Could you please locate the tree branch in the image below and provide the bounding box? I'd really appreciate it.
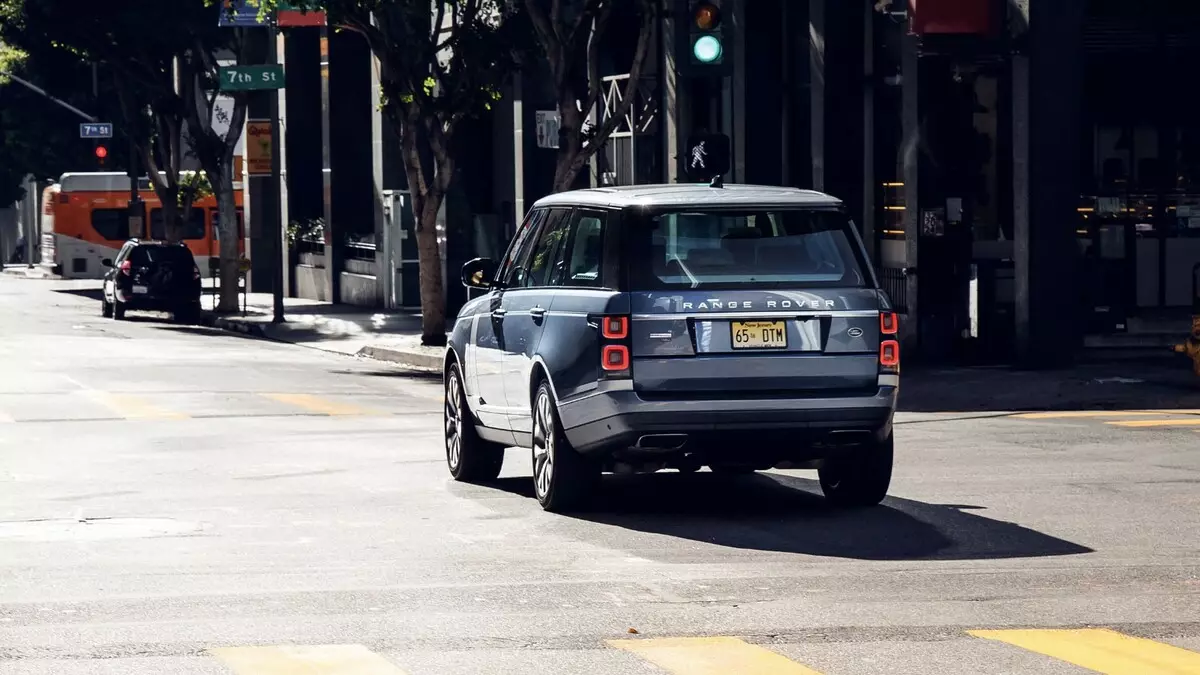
[587,0,653,151]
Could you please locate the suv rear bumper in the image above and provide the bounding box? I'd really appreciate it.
[559,384,898,461]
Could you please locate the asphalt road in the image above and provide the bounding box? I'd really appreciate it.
[1,278,1199,675]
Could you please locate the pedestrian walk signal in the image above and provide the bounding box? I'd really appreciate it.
[689,1,729,70]
[684,133,730,181]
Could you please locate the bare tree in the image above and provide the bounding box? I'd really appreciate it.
[524,0,656,192]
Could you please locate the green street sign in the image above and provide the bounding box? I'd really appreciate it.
[218,65,285,91]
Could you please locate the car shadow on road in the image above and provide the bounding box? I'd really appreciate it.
[53,287,104,301]
[489,471,1092,562]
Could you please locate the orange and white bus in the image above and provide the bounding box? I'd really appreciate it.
[40,171,245,279]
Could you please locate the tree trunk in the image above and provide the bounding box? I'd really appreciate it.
[215,165,239,312]
[161,197,183,244]
[412,188,446,346]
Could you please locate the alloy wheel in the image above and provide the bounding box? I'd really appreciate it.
[445,370,463,471]
[532,390,555,499]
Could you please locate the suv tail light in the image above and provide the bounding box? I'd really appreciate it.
[597,314,631,377]
[880,340,900,369]
[879,312,899,373]
[119,260,132,275]
[880,311,898,335]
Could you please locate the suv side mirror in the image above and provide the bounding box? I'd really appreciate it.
[461,257,498,289]
[101,258,113,268]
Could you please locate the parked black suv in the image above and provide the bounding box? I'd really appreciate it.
[101,240,203,323]
[443,184,900,512]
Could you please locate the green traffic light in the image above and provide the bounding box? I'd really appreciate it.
[693,35,723,63]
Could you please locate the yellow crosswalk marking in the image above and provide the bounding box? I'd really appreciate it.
[1107,418,1200,428]
[969,628,1200,674]
[262,393,384,416]
[1016,411,1168,419]
[608,637,824,675]
[85,391,187,420]
[1015,410,1200,420]
[209,644,408,674]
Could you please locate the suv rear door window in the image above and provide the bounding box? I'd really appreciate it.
[552,209,606,288]
[629,209,868,290]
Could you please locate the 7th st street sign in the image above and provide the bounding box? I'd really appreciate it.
[218,65,285,91]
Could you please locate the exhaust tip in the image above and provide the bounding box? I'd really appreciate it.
[635,434,688,451]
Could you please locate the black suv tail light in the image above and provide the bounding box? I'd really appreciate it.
[597,314,631,378]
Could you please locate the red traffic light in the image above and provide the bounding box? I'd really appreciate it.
[94,145,108,159]
[692,1,721,30]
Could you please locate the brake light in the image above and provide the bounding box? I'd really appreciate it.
[598,314,631,377]
[602,316,628,339]
[880,312,898,335]
[119,260,132,275]
[880,339,900,370]
[602,345,630,371]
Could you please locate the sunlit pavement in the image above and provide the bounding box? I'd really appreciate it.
[1,278,1198,675]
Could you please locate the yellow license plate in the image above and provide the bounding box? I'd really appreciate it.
[730,320,788,349]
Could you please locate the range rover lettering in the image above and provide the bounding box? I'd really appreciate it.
[442,184,900,512]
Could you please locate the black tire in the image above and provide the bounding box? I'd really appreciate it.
[101,299,113,318]
[818,432,894,508]
[444,362,505,483]
[112,301,126,320]
[531,380,600,512]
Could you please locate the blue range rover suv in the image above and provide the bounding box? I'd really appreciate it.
[443,184,900,512]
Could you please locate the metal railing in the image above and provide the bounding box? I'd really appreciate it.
[877,266,909,314]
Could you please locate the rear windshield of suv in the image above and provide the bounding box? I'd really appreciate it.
[131,246,195,268]
[627,209,869,290]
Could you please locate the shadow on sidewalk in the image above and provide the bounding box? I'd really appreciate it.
[480,472,1092,562]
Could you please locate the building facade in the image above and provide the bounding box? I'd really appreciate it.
[259,0,1200,367]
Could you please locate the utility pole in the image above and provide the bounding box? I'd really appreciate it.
[269,22,284,323]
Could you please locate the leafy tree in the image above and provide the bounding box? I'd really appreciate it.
[524,0,656,192]
[0,44,104,206]
[293,0,524,345]
[1,0,251,311]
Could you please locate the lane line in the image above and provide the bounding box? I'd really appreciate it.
[1106,419,1200,428]
[969,628,1200,674]
[83,391,188,420]
[208,644,408,674]
[608,636,824,675]
[262,393,385,416]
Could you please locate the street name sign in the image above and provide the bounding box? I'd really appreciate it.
[218,65,284,91]
[218,0,271,27]
[79,122,113,139]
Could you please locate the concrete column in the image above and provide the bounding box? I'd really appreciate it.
[322,29,374,304]
[900,33,920,349]
[661,11,680,184]
[1013,0,1085,367]
[808,0,825,191]
[742,0,784,185]
[243,29,278,293]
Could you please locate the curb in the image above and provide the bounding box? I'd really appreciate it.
[356,344,443,372]
[199,312,267,338]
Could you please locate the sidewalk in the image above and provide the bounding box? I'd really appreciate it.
[1,264,58,279]
[199,291,445,371]
[200,293,1200,411]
